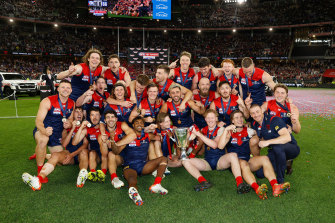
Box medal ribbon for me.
[276,101,291,113]
[171,102,181,124]
[205,126,217,150]
[244,69,255,93]
[147,98,157,118]
[111,70,119,80]
[117,105,126,120]
[179,69,190,86]
[220,97,231,114]
[158,80,168,98]
[135,90,143,109]
[58,95,68,118]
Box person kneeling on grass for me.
[218,110,290,199]
[110,116,168,206]
[182,109,250,193]
[22,106,89,191]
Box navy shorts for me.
[123,160,147,175]
[205,157,220,170]
[33,127,62,147]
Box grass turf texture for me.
[0,96,335,223]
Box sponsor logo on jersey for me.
[82,75,89,82]
[93,101,100,107]
[270,111,276,116]
[89,134,97,141]
[241,78,246,85]
[53,108,61,115]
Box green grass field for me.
[0,95,335,223]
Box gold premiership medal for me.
[87,123,92,128]
[137,108,141,114]
[287,112,291,118]
[62,118,67,123]
[76,121,81,126]
[178,119,181,124]
[233,129,237,133]
[152,118,155,122]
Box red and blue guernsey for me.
[153,78,174,101]
[105,121,126,143]
[173,67,196,90]
[123,131,150,174]
[267,99,292,127]
[102,100,135,124]
[86,91,110,114]
[140,98,163,126]
[239,67,266,106]
[212,94,239,125]
[167,101,193,127]
[201,126,225,170]
[155,126,174,158]
[86,127,101,155]
[104,68,126,93]
[251,114,297,145]
[193,91,216,129]
[65,126,83,163]
[218,74,240,94]
[70,63,103,101]
[127,86,148,113]
[227,127,252,161]
[197,69,218,92]
[33,95,75,147]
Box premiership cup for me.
[172,127,190,161]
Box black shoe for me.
[237,182,251,194]
[194,181,212,192]
[286,159,293,175]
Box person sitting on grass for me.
[218,110,291,199]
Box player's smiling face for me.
[133,119,145,132]
[274,87,287,103]
[232,112,244,126]
[108,58,120,71]
[105,113,117,128]
[219,83,231,99]
[222,62,234,75]
[147,87,158,100]
[114,86,125,100]
[88,53,101,69]
[250,106,263,123]
[58,82,72,98]
[90,111,101,125]
[180,56,190,70]
[135,82,146,94]
[160,116,171,129]
[205,112,217,128]
[198,78,210,95]
[169,87,181,103]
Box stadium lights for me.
[54,24,58,27]
[129,29,133,32]
[9,19,14,22]
[237,0,244,4]
[198,29,201,33]
[164,30,167,33]
[93,27,97,30]
[233,29,236,33]
[269,27,273,31]
[312,35,316,38]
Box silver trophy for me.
[172,127,191,161]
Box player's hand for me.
[44,127,53,136]
[231,85,238,95]
[194,100,204,108]
[71,121,77,129]
[236,95,244,105]
[217,121,226,128]
[62,154,72,165]
[120,66,127,73]
[81,120,89,128]
[225,124,236,132]
[68,62,76,75]
[244,93,252,108]
[258,140,270,148]
[167,98,172,102]
[121,100,134,108]
[290,112,299,124]
[144,116,154,123]
[63,120,71,129]
[179,102,186,112]
[147,123,157,130]
[286,125,293,134]
[85,88,94,97]
[192,89,200,95]
[169,59,179,68]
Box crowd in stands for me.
[1,0,334,28]
[0,25,292,59]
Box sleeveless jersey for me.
[173,67,195,90]
[153,78,174,101]
[193,91,216,129]
[212,94,239,125]
[123,132,150,163]
[201,126,225,160]
[239,67,265,106]
[167,101,193,127]
[197,69,217,92]
[267,99,292,127]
